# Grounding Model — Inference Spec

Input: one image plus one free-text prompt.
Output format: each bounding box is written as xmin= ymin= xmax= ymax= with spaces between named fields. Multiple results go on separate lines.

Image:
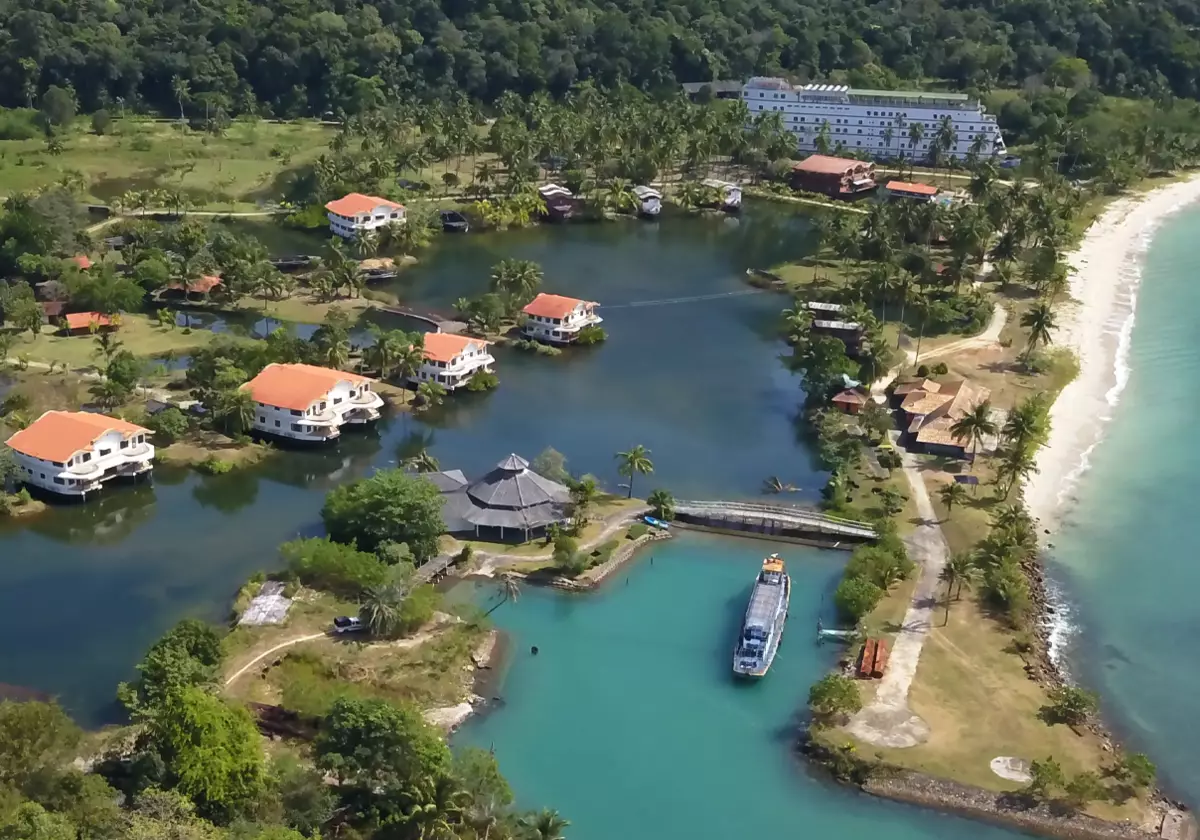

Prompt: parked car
xmin=332 ymin=616 xmax=364 ymax=634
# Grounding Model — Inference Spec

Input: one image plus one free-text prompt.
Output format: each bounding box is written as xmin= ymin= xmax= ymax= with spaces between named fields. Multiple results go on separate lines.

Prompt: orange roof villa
xmin=414 ymin=333 xmax=495 ymax=391
xmin=895 ymin=378 xmax=991 ymax=457
xmin=62 ymin=312 xmax=116 ymax=334
xmin=521 ymin=293 xmax=602 ymax=344
xmin=241 ymin=363 xmax=383 ymax=444
xmin=324 ymin=193 xmax=406 ymax=239
xmin=5 ymin=410 xmax=153 ymax=498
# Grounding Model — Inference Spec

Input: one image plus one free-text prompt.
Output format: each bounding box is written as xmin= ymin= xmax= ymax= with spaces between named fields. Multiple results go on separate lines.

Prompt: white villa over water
xmin=742 ymin=77 xmax=1006 ymax=160
xmin=413 ymin=333 xmax=495 ymax=391
xmin=324 ymin=192 xmax=406 ymax=238
xmin=241 ymin=363 xmax=383 ymax=443
xmin=5 ymin=411 xmax=153 ymax=497
xmin=521 ymin=293 xmax=602 ymax=344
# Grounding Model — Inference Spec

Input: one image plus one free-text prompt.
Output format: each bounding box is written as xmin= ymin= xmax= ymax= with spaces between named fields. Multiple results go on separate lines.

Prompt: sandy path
xmin=846 ymin=451 xmax=947 ymax=748
xmin=223 ymin=632 xmax=330 ymax=688
xmin=870 ymin=303 xmax=1006 ymax=399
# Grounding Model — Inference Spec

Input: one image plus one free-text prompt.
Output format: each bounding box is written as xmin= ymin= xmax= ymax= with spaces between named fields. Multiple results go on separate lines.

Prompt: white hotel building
xmin=742 ymin=77 xmax=1006 ymax=161
xmin=5 ymin=411 xmax=154 ymax=498
xmin=241 ymin=363 xmax=384 ymax=444
xmin=324 ymin=192 xmax=406 ymax=239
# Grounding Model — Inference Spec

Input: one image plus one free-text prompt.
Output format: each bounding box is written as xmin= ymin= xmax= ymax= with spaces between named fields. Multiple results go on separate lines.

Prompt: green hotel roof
xmin=850 ymin=89 xmax=971 ymax=102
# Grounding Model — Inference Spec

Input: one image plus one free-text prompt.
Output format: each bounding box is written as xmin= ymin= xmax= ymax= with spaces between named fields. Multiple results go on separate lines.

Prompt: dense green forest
xmin=2 ymin=0 xmax=1200 ymax=118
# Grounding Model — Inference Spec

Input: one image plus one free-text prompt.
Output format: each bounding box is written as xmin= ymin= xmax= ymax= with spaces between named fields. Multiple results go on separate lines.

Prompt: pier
xmin=371 ymin=304 xmax=466 ymax=334
xmin=671 ymin=499 xmax=877 ymax=546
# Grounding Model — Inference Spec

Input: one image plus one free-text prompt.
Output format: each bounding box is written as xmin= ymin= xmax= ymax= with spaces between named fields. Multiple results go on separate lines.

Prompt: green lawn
xmin=5 ymin=313 xmax=216 ymax=369
xmin=0 ymin=118 xmax=335 ymax=210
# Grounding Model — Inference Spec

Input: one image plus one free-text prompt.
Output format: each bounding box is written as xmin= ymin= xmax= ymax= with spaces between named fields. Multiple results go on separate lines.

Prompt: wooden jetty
xmin=671 ymin=499 xmax=877 ymax=546
xmin=371 ymin=304 xmax=466 ymax=334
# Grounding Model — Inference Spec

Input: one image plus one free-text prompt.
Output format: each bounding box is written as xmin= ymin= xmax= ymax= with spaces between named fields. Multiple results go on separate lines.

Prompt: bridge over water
xmin=672 ymin=499 xmax=878 ymax=546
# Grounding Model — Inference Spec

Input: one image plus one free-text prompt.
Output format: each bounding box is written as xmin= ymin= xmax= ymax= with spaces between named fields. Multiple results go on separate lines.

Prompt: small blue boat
xmin=643 ymin=516 xmax=670 ymax=530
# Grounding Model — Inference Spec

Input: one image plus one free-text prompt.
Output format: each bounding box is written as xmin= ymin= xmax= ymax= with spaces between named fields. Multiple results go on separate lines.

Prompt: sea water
xmin=459 ymin=532 xmax=1035 ymax=840
xmin=1047 ymin=204 xmax=1200 ymax=802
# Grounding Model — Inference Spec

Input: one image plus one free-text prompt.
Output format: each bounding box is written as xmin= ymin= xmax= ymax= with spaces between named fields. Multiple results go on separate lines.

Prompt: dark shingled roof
xmin=430 ymin=454 xmax=571 ymax=533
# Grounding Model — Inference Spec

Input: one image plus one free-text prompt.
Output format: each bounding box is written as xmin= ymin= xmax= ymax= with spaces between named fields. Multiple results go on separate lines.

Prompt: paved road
xmin=846 ymin=450 xmax=947 ymax=748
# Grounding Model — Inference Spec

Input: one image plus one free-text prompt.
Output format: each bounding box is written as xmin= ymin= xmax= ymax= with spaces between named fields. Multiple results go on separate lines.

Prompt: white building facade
xmin=743 ymin=78 xmax=1006 ymax=161
xmin=521 ymin=294 xmax=603 ymax=344
xmin=5 ymin=411 xmax=154 ymax=498
xmin=413 ymin=333 xmax=495 ymax=391
xmin=242 ymin=363 xmax=384 ymax=444
xmin=324 ymin=193 xmax=406 ymax=239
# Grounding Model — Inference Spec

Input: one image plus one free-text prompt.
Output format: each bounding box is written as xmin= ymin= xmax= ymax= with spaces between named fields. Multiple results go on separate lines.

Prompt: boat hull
xmin=732 ymin=571 xmax=790 ymax=678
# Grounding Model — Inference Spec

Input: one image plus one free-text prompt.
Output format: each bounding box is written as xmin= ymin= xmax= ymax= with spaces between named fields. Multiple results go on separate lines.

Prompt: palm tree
xmin=360 ymin=583 xmax=404 ymax=638
xmin=647 ymin=488 xmax=675 ymax=520
xmin=520 ymin=809 xmax=570 ymax=840
xmin=485 ymin=572 xmax=521 ymax=616
xmin=170 ymin=76 xmax=189 ymax=123
xmin=214 ymin=387 xmax=256 ymax=436
xmin=393 ymin=340 xmax=426 ymax=397
xmin=1021 ymin=300 xmax=1057 ymax=358
xmin=939 ymin=552 xmax=977 ymax=623
xmin=404 ymin=449 xmax=440 ymax=473
xmin=417 ymin=380 xmax=446 ymax=410
xmin=907 ymin=122 xmax=925 ymax=161
xmin=615 ymin=445 xmax=654 ymax=499
xmin=950 ymin=400 xmax=998 ymax=468
xmin=937 ymin=481 xmax=968 ymax=519
xmin=995 ymin=444 xmax=1040 ymax=498
xmin=603 ymin=179 xmax=637 ymax=214
xmin=489 ymin=258 xmax=543 ymax=313
xmin=352 ymin=228 xmax=378 ymax=259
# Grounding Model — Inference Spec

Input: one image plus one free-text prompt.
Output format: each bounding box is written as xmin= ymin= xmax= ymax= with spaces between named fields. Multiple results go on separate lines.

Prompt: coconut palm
xmin=359 ymin=583 xmax=404 ymax=638
xmin=647 ymin=488 xmax=675 ymax=520
xmin=489 ymin=258 xmax=543 ymax=312
xmin=393 ymin=340 xmax=426 ymax=398
xmin=603 ymin=178 xmax=637 ymax=213
xmin=994 ymin=444 xmax=1040 ymax=498
xmin=520 ymin=809 xmax=570 ymax=840
xmin=1021 ymin=300 xmax=1057 ymax=357
xmin=615 ymin=445 xmax=654 ymax=499
xmin=1002 ymin=394 xmax=1048 ymax=453
xmin=907 ymin=122 xmax=925 ymax=159
xmin=214 ymin=387 xmax=256 ymax=436
xmin=939 ymin=552 xmax=977 ymax=623
xmin=937 ymin=481 xmax=968 ymax=518
xmin=485 ymin=572 xmax=521 ymax=616
xmin=950 ymin=400 xmax=998 ymax=468
xmin=416 ymin=380 xmax=446 ymax=410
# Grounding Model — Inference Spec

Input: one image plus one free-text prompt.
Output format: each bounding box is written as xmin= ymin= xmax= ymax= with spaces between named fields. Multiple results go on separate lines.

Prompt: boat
xmin=643 ymin=515 xmax=670 ymax=530
xmin=538 ymin=184 xmax=578 ymax=221
xmin=732 ymin=554 xmax=790 ymax=678
xmin=632 ymin=185 xmax=662 ymax=217
xmin=702 ymin=178 xmax=743 ymax=212
xmin=440 ymin=210 xmax=470 ymax=233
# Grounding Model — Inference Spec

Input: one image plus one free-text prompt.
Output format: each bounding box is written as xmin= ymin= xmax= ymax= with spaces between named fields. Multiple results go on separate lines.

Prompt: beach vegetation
xmin=936 ymin=481 xmax=968 ymax=517
xmin=280 ymin=537 xmax=388 ymax=598
xmin=647 ymin=488 xmax=675 ymax=520
xmin=1044 ymin=685 xmax=1101 ymax=726
xmin=321 ymin=469 xmax=445 ymax=560
xmin=615 ymin=445 xmax=654 ymax=499
xmin=1065 ymin=771 xmax=1108 ymax=807
xmin=808 ymin=674 xmax=863 ymax=724
xmin=1110 ymin=752 xmax=1157 ymax=793
xmin=1026 ymin=756 xmax=1066 ymax=798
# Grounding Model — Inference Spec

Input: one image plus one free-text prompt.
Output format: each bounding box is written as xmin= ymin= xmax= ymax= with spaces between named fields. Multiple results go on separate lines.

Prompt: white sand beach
xmin=1025 ymin=175 xmax=1200 ymax=529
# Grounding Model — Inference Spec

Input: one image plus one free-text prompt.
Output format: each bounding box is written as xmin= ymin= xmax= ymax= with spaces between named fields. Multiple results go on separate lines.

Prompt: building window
xmin=274 ymin=420 xmax=281 ymax=427
xmin=291 ymin=423 xmax=305 ymax=432
xmin=291 ymin=409 xmax=302 ymax=416
xmin=53 ymin=477 xmax=64 ymax=485
xmin=259 ymin=416 xmax=265 ymax=423
xmin=120 ymin=440 xmax=128 ymax=449
xmin=99 ymin=448 xmax=111 ymax=456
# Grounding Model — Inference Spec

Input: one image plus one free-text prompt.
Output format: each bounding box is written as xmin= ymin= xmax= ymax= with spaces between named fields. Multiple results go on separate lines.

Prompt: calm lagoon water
xmin=1047 ymin=204 xmax=1200 ymax=803
xmin=459 ymin=531 xmax=1034 ymax=840
xmin=0 ymin=206 xmax=828 ymax=722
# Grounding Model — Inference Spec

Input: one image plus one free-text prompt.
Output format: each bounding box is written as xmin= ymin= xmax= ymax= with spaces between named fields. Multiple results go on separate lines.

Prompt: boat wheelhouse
xmin=733 ymin=554 xmax=790 ymax=678
xmin=702 ymin=179 xmax=742 ymax=212
xmin=632 ymin=185 xmax=662 ymax=216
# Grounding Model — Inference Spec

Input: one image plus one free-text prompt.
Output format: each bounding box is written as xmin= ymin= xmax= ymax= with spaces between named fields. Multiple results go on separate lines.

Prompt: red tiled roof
xmin=793 ymin=154 xmax=867 ymax=175
xmin=70 ymin=255 xmax=93 ymax=269
xmin=242 ymin=363 xmax=371 ymax=412
xmin=832 ymin=389 xmax=867 ymax=405
xmin=324 ymin=193 xmax=404 ymax=217
xmin=886 ymin=180 xmax=939 ymax=197
xmin=422 ymin=333 xmax=489 ymax=364
xmin=168 ymin=275 xmax=223 ymax=294
xmin=6 ymin=410 xmax=148 ymax=463
xmin=64 ymin=312 xmax=114 ymax=331
xmin=522 ymin=293 xmax=596 ymax=320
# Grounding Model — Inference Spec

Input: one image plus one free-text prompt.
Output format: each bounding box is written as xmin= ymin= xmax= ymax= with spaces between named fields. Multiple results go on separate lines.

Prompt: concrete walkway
xmin=845 ymin=451 xmax=948 ymax=748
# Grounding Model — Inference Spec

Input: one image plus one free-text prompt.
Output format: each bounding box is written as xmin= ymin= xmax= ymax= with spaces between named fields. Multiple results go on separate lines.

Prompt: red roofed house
xmin=885 ymin=180 xmax=940 ymax=202
xmin=790 ymin=155 xmax=876 ymax=199
xmin=412 ymin=333 xmax=495 ymax=391
xmin=163 ymin=275 xmax=224 ymax=301
xmin=831 ymin=389 xmax=868 ymax=415
xmin=5 ymin=410 xmax=153 ymax=497
xmin=69 ymin=255 xmax=93 ymax=270
xmin=62 ymin=312 xmax=116 ymax=335
xmin=520 ymin=293 xmax=602 ymax=344
xmin=324 ymin=193 xmax=406 ymax=239
xmin=241 ymin=363 xmax=384 ymax=444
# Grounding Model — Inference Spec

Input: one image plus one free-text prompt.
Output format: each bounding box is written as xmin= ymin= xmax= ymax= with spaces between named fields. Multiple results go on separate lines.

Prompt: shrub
xmin=1044 ymin=685 xmax=1099 ymax=725
xmin=833 ymin=576 xmax=883 ymax=621
xmin=808 ymin=674 xmax=862 ymax=723
xmin=916 ymin=364 xmax=930 ymax=378
xmin=932 ymin=361 xmax=949 ymax=376
xmin=91 ymin=109 xmax=113 ymax=135
xmin=280 ymin=537 xmax=387 ymax=597
xmin=843 ymin=545 xmax=914 ymax=590
xmin=0 ymin=108 xmax=41 ymax=141
xmin=196 ymin=456 xmax=233 ymax=475
xmin=145 ymin=407 xmax=190 ymax=444
xmin=130 ymin=135 xmax=153 ymax=152
xmin=575 ymin=324 xmax=607 ymax=345
xmin=396 ymin=584 xmax=440 ymax=635
xmin=466 ymin=369 xmax=499 ymax=391
xmin=321 ymin=469 xmax=446 ymax=560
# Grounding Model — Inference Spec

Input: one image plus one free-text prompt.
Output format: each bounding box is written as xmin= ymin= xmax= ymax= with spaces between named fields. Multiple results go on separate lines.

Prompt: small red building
xmin=831 ymin=389 xmax=868 ymax=415
xmin=791 ymin=155 xmax=876 ymax=199
xmin=885 ymin=180 xmax=939 ymax=202
xmin=62 ymin=311 xmax=117 ymax=335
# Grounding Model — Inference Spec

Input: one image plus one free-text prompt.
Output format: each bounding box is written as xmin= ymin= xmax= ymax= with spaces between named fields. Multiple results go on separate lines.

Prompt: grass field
xmin=5 ymin=314 xmax=216 ymax=370
xmin=0 ymin=117 xmax=335 ymax=210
